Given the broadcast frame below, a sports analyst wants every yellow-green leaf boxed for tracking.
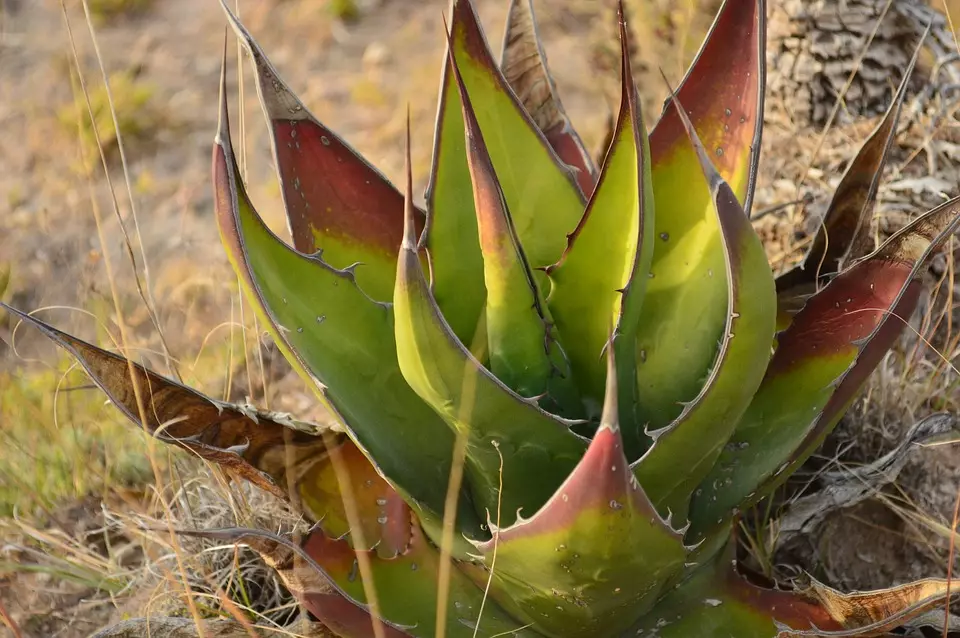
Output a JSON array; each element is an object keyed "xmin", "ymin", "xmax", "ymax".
[
  {"xmin": 425, "ymin": 0, "xmax": 585, "ymax": 344},
  {"xmin": 547, "ymin": 16, "xmax": 654, "ymax": 442},
  {"xmin": 636, "ymin": 0, "xmax": 765, "ymax": 431}
]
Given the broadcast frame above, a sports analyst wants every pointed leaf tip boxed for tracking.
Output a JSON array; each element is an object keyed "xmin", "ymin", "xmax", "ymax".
[
  {"xmin": 776, "ymin": 28, "xmax": 927, "ymax": 304},
  {"xmin": 223, "ymin": 1, "xmax": 422, "ymax": 301},
  {"xmin": 470, "ymin": 382, "xmax": 684, "ymax": 635},
  {"xmin": 600, "ymin": 337, "xmax": 619, "ymax": 432},
  {"xmin": 402, "ymin": 111, "xmax": 417, "ymax": 251},
  {"xmin": 219, "ymin": 0, "xmax": 308, "ymax": 122},
  {"xmin": 0, "ymin": 303, "xmax": 329, "ymax": 508},
  {"xmin": 617, "ymin": 0, "xmax": 638, "ymax": 121},
  {"xmin": 216, "ymin": 37, "xmax": 230, "ymax": 150}
]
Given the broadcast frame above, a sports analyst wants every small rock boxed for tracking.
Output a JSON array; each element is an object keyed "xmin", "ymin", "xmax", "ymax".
[{"xmin": 363, "ymin": 42, "xmax": 389, "ymax": 69}]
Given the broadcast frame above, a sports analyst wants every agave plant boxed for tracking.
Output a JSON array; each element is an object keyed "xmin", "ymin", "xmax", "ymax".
[{"xmin": 5, "ymin": 0, "xmax": 960, "ymax": 636}]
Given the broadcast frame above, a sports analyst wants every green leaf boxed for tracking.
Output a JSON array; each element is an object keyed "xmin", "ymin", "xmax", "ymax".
[
  {"xmin": 447, "ymin": 45, "xmax": 576, "ymax": 410},
  {"xmin": 222, "ymin": 3, "xmax": 423, "ymax": 302},
  {"xmin": 689, "ymin": 197, "xmax": 960, "ymax": 541},
  {"xmin": 500, "ymin": 0, "xmax": 596, "ymax": 194},
  {"xmin": 212, "ymin": 62, "xmax": 480, "ymax": 535},
  {"xmin": 0, "ymin": 304, "xmax": 328, "ymax": 508},
  {"xmin": 546, "ymin": 15, "xmax": 654, "ymax": 440},
  {"xmin": 193, "ymin": 523, "xmax": 538, "ymax": 638},
  {"xmin": 395, "ymin": 135, "xmax": 588, "ymax": 525},
  {"xmin": 469, "ymin": 347, "xmax": 686, "ymax": 638},
  {"xmin": 631, "ymin": 94, "xmax": 775, "ymax": 522},
  {"xmin": 425, "ymin": 0, "xmax": 585, "ymax": 344},
  {"xmin": 629, "ymin": 544, "xmax": 959, "ymax": 637},
  {"xmin": 298, "ymin": 437, "xmax": 415, "ymax": 558},
  {"xmin": 775, "ymin": 35, "xmax": 923, "ymax": 320},
  {"xmin": 636, "ymin": 0, "xmax": 765, "ymax": 431}
]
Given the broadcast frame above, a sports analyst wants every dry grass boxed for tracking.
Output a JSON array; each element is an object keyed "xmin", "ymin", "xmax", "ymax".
[
  {"xmin": 0, "ymin": 362, "xmax": 153, "ymax": 518},
  {"xmin": 0, "ymin": 464, "xmax": 312, "ymax": 635}
]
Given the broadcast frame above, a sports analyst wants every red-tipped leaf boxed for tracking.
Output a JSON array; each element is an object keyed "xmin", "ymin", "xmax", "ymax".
[
  {"xmin": 221, "ymin": 2, "xmax": 424, "ymax": 302},
  {"xmin": 468, "ymin": 347, "xmax": 686, "ymax": 637},
  {"xmin": 775, "ymin": 32, "xmax": 925, "ymax": 322},
  {"xmin": 690, "ymin": 197, "xmax": 960, "ymax": 541}
]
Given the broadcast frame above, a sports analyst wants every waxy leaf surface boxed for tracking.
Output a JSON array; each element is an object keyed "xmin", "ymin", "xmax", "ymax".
[
  {"xmin": 470, "ymin": 351, "xmax": 685, "ymax": 637},
  {"xmin": 213, "ymin": 70, "xmax": 479, "ymax": 534},
  {"xmin": 425, "ymin": 0, "xmax": 584, "ymax": 343},
  {"xmin": 631, "ymin": 98, "xmax": 775, "ymax": 521},
  {"xmin": 448, "ymin": 45, "xmax": 576, "ymax": 409},
  {"xmin": 690, "ymin": 198, "xmax": 960, "ymax": 541},
  {"xmin": 396, "ymin": 144, "xmax": 587, "ymax": 525},
  {"xmin": 636, "ymin": 0, "xmax": 764, "ymax": 431},
  {"xmin": 298, "ymin": 436, "xmax": 413, "ymax": 557},
  {"xmin": 547, "ymin": 13, "xmax": 654, "ymax": 442}
]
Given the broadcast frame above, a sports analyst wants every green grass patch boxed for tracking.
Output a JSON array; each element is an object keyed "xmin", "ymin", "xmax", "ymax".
[
  {"xmin": 88, "ymin": 0, "xmax": 154, "ymax": 23},
  {"xmin": 58, "ymin": 70, "xmax": 158, "ymax": 168},
  {"xmin": 0, "ymin": 361, "xmax": 154, "ymax": 517},
  {"xmin": 329, "ymin": 0, "xmax": 360, "ymax": 21}
]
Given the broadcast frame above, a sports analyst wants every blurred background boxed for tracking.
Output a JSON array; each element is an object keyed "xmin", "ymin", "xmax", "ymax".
[{"xmin": 2, "ymin": 0, "xmax": 960, "ymax": 635}]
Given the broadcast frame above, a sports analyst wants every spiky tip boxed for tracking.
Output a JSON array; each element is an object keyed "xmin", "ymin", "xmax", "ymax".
[
  {"xmin": 616, "ymin": 0, "xmax": 628, "ymax": 52},
  {"xmin": 616, "ymin": 0, "xmax": 639, "ymax": 117},
  {"xmin": 402, "ymin": 109, "xmax": 417, "ymax": 251},
  {"xmin": 443, "ymin": 13, "xmax": 472, "ymax": 120},
  {"xmin": 599, "ymin": 335, "xmax": 619, "ymax": 432},
  {"xmin": 896, "ymin": 23, "xmax": 927, "ymax": 105},
  {"xmin": 216, "ymin": 32, "xmax": 231, "ymax": 150}
]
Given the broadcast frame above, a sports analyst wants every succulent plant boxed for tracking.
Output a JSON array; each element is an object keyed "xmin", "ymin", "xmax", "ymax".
[{"xmin": 5, "ymin": 0, "xmax": 960, "ymax": 636}]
